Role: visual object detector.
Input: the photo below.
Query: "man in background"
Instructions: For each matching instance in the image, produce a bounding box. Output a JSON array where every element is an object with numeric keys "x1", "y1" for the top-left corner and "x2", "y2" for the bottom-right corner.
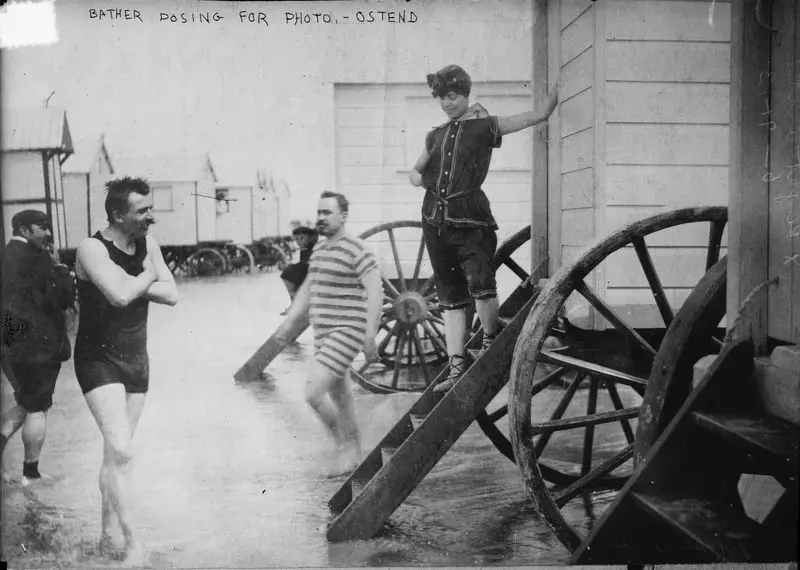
[
  {"x1": 1, "y1": 209, "x2": 75, "y2": 484},
  {"x1": 280, "y1": 225, "x2": 318, "y2": 315}
]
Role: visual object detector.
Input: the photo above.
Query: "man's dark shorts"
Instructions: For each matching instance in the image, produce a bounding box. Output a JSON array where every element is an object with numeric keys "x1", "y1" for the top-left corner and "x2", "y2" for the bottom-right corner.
[
  {"x1": 74, "y1": 350, "x2": 149, "y2": 395},
  {"x1": 2, "y1": 360, "x2": 62, "y2": 413},
  {"x1": 422, "y1": 222, "x2": 497, "y2": 310}
]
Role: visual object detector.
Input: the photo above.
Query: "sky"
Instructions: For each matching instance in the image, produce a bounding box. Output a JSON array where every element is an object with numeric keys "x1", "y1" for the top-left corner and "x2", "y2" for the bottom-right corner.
[{"x1": 1, "y1": 0, "x2": 532, "y2": 221}]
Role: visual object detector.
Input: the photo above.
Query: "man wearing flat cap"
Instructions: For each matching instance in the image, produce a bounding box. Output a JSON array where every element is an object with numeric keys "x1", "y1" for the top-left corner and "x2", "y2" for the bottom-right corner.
[
  {"x1": 409, "y1": 64, "x2": 558, "y2": 392},
  {"x1": 1, "y1": 209, "x2": 75, "y2": 484},
  {"x1": 280, "y1": 225, "x2": 318, "y2": 315}
]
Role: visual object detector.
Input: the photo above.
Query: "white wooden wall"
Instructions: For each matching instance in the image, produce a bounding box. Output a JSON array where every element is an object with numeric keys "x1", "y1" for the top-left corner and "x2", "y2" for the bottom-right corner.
[
  {"x1": 2, "y1": 152, "x2": 67, "y2": 250},
  {"x1": 216, "y1": 186, "x2": 253, "y2": 244},
  {"x1": 550, "y1": 0, "x2": 732, "y2": 328}
]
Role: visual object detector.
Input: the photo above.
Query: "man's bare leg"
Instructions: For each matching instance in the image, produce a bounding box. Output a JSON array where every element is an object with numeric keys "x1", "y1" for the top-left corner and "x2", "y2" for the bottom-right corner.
[
  {"x1": 1, "y1": 405, "x2": 26, "y2": 479},
  {"x1": 85, "y1": 384, "x2": 144, "y2": 564},
  {"x1": 330, "y1": 373, "x2": 360, "y2": 469},
  {"x1": 20, "y1": 411, "x2": 47, "y2": 483},
  {"x1": 304, "y1": 360, "x2": 343, "y2": 444}
]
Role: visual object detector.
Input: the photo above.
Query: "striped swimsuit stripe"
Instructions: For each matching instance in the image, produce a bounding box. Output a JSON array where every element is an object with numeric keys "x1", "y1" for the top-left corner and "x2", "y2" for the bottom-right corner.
[{"x1": 308, "y1": 235, "x2": 378, "y2": 374}]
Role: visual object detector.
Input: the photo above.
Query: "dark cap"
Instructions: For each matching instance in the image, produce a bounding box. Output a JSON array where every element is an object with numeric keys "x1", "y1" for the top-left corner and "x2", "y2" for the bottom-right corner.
[
  {"x1": 11, "y1": 209, "x2": 50, "y2": 232},
  {"x1": 292, "y1": 226, "x2": 316, "y2": 236},
  {"x1": 427, "y1": 65, "x2": 472, "y2": 98}
]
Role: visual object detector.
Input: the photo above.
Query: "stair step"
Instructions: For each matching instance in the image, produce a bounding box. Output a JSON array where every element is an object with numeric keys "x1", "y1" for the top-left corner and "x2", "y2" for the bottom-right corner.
[
  {"x1": 408, "y1": 413, "x2": 426, "y2": 429},
  {"x1": 467, "y1": 348, "x2": 481, "y2": 360},
  {"x1": 631, "y1": 490, "x2": 760, "y2": 561},
  {"x1": 351, "y1": 477, "x2": 371, "y2": 498},
  {"x1": 691, "y1": 411, "x2": 799, "y2": 471},
  {"x1": 380, "y1": 447, "x2": 397, "y2": 465}
]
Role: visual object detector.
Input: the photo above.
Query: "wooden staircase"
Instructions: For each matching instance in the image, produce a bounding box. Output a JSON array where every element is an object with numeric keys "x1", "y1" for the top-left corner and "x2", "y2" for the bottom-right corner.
[
  {"x1": 571, "y1": 339, "x2": 799, "y2": 564},
  {"x1": 326, "y1": 282, "x2": 538, "y2": 542}
]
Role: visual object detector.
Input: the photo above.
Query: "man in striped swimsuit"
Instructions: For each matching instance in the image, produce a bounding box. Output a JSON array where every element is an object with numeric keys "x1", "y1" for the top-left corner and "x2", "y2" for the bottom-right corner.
[{"x1": 277, "y1": 191, "x2": 382, "y2": 474}]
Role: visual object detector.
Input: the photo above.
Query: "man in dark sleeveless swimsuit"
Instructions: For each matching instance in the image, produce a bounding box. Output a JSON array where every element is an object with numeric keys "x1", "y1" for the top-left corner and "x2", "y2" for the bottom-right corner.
[{"x1": 74, "y1": 177, "x2": 178, "y2": 564}]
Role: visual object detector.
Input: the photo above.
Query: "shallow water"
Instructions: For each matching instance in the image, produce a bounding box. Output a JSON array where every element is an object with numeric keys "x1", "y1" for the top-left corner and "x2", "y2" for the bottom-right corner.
[{"x1": 2, "y1": 272, "x2": 625, "y2": 568}]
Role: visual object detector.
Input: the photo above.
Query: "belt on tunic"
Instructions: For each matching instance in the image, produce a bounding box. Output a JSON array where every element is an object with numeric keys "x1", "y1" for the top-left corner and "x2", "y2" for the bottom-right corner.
[{"x1": 424, "y1": 186, "x2": 482, "y2": 233}]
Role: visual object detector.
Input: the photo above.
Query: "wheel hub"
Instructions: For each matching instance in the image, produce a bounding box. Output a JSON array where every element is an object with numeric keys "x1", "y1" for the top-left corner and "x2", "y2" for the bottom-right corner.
[{"x1": 393, "y1": 291, "x2": 429, "y2": 324}]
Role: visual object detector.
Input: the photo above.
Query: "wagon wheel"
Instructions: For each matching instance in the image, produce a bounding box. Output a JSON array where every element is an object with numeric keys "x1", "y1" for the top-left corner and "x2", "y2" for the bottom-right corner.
[
  {"x1": 347, "y1": 221, "x2": 447, "y2": 393},
  {"x1": 508, "y1": 206, "x2": 728, "y2": 552},
  {"x1": 187, "y1": 247, "x2": 227, "y2": 277},
  {"x1": 224, "y1": 243, "x2": 255, "y2": 273},
  {"x1": 253, "y1": 242, "x2": 286, "y2": 272},
  {"x1": 634, "y1": 255, "x2": 727, "y2": 465},
  {"x1": 162, "y1": 246, "x2": 188, "y2": 277}
]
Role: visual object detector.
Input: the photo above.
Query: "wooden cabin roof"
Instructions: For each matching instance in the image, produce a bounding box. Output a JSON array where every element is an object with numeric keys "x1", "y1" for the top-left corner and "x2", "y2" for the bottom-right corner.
[
  {"x1": 62, "y1": 135, "x2": 114, "y2": 174},
  {"x1": 113, "y1": 154, "x2": 217, "y2": 183},
  {"x1": 1, "y1": 107, "x2": 74, "y2": 154}
]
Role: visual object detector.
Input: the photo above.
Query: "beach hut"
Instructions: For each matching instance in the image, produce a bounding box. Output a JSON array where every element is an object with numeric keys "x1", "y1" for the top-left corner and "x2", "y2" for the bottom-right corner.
[
  {"x1": 61, "y1": 135, "x2": 114, "y2": 247},
  {"x1": 1, "y1": 107, "x2": 74, "y2": 249}
]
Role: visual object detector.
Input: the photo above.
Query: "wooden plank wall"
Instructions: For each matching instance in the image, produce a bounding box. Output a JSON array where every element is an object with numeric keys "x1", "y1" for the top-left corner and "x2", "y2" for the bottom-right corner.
[
  {"x1": 767, "y1": 0, "x2": 799, "y2": 344},
  {"x1": 557, "y1": 0, "x2": 598, "y2": 272},
  {"x1": 603, "y1": 0, "x2": 732, "y2": 326}
]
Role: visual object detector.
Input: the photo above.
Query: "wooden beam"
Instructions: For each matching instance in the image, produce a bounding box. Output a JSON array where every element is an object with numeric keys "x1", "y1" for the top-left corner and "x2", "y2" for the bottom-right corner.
[
  {"x1": 546, "y1": 0, "x2": 561, "y2": 277},
  {"x1": 728, "y1": 0, "x2": 772, "y2": 354},
  {"x1": 531, "y1": 0, "x2": 549, "y2": 280}
]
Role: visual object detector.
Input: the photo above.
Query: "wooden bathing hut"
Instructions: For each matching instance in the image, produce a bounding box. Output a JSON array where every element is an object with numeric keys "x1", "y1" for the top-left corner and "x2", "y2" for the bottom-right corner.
[
  {"x1": 61, "y1": 134, "x2": 115, "y2": 249},
  {"x1": 1, "y1": 107, "x2": 74, "y2": 250}
]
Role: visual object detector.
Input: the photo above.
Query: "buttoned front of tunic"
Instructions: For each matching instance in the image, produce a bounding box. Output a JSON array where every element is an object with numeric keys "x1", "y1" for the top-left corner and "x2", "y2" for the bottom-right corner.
[{"x1": 420, "y1": 115, "x2": 502, "y2": 229}]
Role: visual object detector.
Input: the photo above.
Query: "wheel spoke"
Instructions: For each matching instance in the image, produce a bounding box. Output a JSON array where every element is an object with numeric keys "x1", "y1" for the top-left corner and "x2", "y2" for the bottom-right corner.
[
  {"x1": 428, "y1": 314, "x2": 445, "y2": 326},
  {"x1": 488, "y1": 404, "x2": 508, "y2": 423},
  {"x1": 553, "y1": 444, "x2": 634, "y2": 507},
  {"x1": 582, "y1": 378, "x2": 600, "y2": 476},
  {"x1": 502, "y1": 257, "x2": 530, "y2": 282},
  {"x1": 419, "y1": 275, "x2": 436, "y2": 297},
  {"x1": 530, "y1": 407, "x2": 640, "y2": 436},
  {"x1": 387, "y1": 229, "x2": 406, "y2": 292},
  {"x1": 411, "y1": 236, "x2": 426, "y2": 292},
  {"x1": 530, "y1": 367, "x2": 568, "y2": 398},
  {"x1": 391, "y1": 326, "x2": 408, "y2": 388},
  {"x1": 540, "y1": 351, "x2": 648, "y2": 393},
  {"x1": 575, "y1": 280, "x2": 657, "y2": 358},
  {"x1": 382, "y1": 274, "x2": 401, "y2": 299},
  {"x1": 421, "y1": 321, "x2": 448, "y2": 358},
  {"x1": 534, "y1": 373, "x2": 586, "y2": 457},
  {"x1": 378, "y1": 320, "x2": 401, "y2": 356},
  {"x1": 411, "y1": 326, "x2": 432, "y2": 385},
  {"x1": 706, "y1": 219, "x2": 726, "y2": 270},
  {"x1": 632, "y1": 236, "x2": 674, "y2": 326},
  {"x1": 605, "y1": 381, "x2": 636, "y2": 444}
]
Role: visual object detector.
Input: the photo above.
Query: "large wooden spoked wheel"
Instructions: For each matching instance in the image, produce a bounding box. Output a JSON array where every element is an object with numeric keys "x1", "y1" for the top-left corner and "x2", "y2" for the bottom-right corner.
[
  {"x1": 508, "y1": 206, "x2": 728, "y2": 552},
  {"x1": 223, "y1": 243, "x2": 255, "y2": 273},
  {"x1": 187, "y1": 247, "x2": 227, "y2": 277},
  {"x1": 348, "y1": 221, "x2": 448, "y2": 393}
]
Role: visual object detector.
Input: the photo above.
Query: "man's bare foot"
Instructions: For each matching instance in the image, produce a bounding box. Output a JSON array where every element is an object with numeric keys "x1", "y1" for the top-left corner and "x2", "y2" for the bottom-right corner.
[
  {"x1": 123, "y1": 539, "x2": 149, "y2": 567},
  {"x1": 338, "y1": 439, "x2": 361, "y2": 472},
  {"x1": 20, "y1": 472, "x2": 54, "y2": 487},
  {"x1": 99, "y1": 534, "x2": 117, "y2": 557}
]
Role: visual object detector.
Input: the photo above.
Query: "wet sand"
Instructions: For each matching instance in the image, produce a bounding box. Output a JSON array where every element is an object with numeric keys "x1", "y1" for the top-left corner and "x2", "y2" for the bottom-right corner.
[{"x1": 1, "y1": 271, "x2": 614, "y2": 568}]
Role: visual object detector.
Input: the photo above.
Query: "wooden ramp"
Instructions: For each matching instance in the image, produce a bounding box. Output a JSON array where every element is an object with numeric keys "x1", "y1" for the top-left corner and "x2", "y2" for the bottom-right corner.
[
  {"x1": 326, "y1": 284, "x2": 538, "y2": 542},
  {"x1": 571, "y1": 339, "x2": 799, "y2": 564},
  {"x1": 234, "y1": 316, "x2": 309, "y2": 382}
]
